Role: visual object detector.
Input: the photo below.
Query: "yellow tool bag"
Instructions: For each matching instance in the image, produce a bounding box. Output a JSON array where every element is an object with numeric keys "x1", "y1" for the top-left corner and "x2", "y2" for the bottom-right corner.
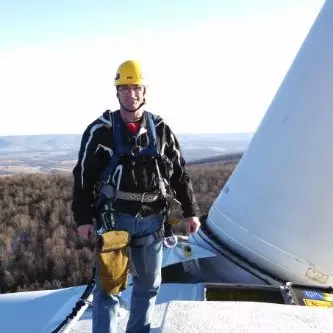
[{"x1": 97, "y1": 230, "x2": 131, "y2": 294}]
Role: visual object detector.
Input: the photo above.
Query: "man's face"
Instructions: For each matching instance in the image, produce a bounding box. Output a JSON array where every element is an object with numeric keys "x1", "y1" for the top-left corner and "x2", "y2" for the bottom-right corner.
[{"x1": 117, "y1": 85, "x2": 145, "y2": 111}]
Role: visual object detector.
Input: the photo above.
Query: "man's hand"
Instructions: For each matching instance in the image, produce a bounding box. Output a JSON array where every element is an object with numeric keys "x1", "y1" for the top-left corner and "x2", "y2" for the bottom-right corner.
[
  {"x1": 184, "y1": 216, "x2": 201, "y2": 235},
  {"x1": 77, "y1": 224, "x2": 94, "y2": 239}
]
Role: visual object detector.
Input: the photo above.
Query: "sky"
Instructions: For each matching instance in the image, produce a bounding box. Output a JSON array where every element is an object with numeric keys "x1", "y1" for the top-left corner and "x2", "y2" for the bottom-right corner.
[{"x1": 0, "y1": 0, "x2": 325, "y2": 136}]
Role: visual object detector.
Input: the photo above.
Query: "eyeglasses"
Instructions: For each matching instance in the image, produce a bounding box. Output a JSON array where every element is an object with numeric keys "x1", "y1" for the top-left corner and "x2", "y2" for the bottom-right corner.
[{"x1": 118, "y1": 85, "x2": 145, "y2": 94}]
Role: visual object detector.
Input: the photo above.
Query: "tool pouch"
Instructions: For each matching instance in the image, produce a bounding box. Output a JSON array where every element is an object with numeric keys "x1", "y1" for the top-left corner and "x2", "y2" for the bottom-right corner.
[{"x1": 97, "y1": 230, "x2": 131, "y2": 294}]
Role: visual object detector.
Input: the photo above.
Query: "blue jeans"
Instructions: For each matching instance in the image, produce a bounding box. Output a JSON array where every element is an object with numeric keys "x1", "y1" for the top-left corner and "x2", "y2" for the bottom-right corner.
[{"x1": 92, "y1": 212, "x2": 164, "y2": 333}]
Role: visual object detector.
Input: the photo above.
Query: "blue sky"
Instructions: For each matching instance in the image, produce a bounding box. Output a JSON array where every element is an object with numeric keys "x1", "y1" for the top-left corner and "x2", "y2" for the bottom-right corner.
[
  {"x1": 1, "y1": 0, "x2": 263, "y2": 50},
  {"x1": 0, "y1": 0, "x2": 325, "y2": 135}
]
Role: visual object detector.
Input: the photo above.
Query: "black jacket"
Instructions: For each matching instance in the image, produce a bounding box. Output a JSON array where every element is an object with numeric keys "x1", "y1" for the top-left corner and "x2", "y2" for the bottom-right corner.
[{"x1": 71, "y1": 109, "x2": 200, "y2": 227}]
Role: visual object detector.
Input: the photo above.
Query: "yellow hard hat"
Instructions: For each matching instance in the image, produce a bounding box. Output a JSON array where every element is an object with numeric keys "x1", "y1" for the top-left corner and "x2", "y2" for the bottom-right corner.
[{"x1": 114, "y1": 60, "x2": 145, "y2": 86}]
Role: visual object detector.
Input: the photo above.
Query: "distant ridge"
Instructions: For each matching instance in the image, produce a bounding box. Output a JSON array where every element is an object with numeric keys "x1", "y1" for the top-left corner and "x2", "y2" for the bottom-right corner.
[
  {"x1": 188, "y1": 152, "x2": 243, "y2": 165},
  {"x1": 0, "y1": 133, "x2": 251, "y2": 175},
  {"x1": 0, "y1": 132, "x2": 253, "y2": 151},
  {"x1": 0, "y1": 134, "x2": 81, "y2": 151}
]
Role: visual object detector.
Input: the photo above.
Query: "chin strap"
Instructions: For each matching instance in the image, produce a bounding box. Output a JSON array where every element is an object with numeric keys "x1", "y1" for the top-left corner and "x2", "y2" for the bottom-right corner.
[{"x1": 119, "y1": 100, "x2": 145, "y2": 113}]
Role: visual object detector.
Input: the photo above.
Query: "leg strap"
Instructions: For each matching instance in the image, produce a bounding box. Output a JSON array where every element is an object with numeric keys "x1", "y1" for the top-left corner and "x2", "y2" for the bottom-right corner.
[{"x1": 130, "y1": 229, "x2": 164, "y2": 248}]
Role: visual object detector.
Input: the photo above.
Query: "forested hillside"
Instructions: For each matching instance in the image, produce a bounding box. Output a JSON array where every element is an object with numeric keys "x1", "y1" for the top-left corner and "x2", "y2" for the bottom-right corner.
[{"x1": 0, "y1": 161, "x2": 237, "y2": 293}]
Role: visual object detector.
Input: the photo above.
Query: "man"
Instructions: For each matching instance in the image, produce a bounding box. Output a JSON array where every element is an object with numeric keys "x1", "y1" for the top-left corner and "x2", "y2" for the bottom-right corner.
[{"x1": 71, "y1": 59, "x2": 201, "y2": 333}]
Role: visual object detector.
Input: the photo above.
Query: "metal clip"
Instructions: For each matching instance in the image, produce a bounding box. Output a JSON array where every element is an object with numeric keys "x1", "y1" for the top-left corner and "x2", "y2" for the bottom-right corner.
[{"x1": 131, "y1": 145, "x2": 141, "y2": 156}]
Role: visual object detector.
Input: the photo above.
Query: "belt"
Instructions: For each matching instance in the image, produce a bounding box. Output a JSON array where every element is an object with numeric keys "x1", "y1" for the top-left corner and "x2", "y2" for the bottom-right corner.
[{"x1": 115, "y1": 190, "x2": 161, "y2": 203}]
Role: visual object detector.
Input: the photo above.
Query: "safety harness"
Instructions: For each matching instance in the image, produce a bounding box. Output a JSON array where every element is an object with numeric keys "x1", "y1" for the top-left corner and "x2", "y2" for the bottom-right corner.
[{"x1": 94, "y1": 110, "x2": 178, "y2": 248}]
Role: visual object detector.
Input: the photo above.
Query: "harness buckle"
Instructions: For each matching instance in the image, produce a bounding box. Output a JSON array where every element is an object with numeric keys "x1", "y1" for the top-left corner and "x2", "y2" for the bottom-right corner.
[
  {"x1": 163, "y1": 234, "x2": 178, "y2": 248},
  {"x1": 131, "y1": 145, "x2": 141, "y2": 156}
]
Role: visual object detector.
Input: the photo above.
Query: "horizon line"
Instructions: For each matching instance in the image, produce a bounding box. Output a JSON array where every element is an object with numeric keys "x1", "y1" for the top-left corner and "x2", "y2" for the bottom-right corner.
[{"x1": 0, "y1": 131, "x2": 255, "y2": 138}]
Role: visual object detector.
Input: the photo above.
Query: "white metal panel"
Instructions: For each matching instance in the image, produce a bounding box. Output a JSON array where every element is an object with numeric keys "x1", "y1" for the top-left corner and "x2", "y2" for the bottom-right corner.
[{"x1": 207, "y1": 0, "x2": 333, "y2": 286}]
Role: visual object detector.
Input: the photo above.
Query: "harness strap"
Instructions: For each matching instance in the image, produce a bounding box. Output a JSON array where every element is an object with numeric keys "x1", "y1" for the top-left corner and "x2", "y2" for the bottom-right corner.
[
  {"x1": 130, "y1": 229, "x2": 164, "y2": 247},
  {"x1": 115, "y1": 190, "x2": 161, "y2": 203},
  {"x1": 99, "y1": 110, "x2": 159, "y2": 183},
  {"x1": 95, "y1": 110, "x2": 175, "y2": 242},
  {"x1": 114, "y1": 110, "x2": 158, "y2": 156},
  {"x1": 129, "y1": 229, "x2": 164, "y2": 276}
]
